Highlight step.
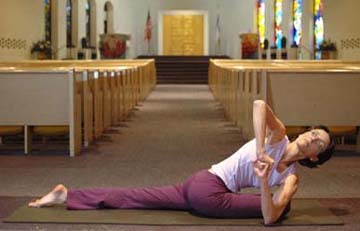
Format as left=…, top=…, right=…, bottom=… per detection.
left=157, top=79, right=207, bottom=84
left=157, top=72, right=208, bottom=76
left=137, top=55, right=230, bottom=84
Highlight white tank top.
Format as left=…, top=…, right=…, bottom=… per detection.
left=211, top=136, right=296, bottom=192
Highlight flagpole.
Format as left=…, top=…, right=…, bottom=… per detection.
left=215, top=3, right=221, bottom=55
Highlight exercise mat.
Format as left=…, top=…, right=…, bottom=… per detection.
left=3, top=199, right=343, bottom=226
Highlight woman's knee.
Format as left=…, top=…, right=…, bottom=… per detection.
left=185, top=187, right=223, bottom=217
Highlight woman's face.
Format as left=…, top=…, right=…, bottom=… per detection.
left=295, top=129, right=330, bottom=161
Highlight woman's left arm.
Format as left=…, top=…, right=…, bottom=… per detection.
left=254, top=162, right=298, bottom=225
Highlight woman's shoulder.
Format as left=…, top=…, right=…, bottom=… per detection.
left=284, top=173, right=299, bottom=186
left=265, top=136, right=289, bottom=150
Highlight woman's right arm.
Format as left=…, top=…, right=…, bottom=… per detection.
left=253, top=100, right=286, bottom=160
left=260, top=174, right=298, bottom=225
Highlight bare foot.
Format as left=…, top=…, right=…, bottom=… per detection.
left=28, top=184, right=68, bottom=208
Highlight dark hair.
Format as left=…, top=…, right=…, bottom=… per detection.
left=298, top=125, right=335, bottom=168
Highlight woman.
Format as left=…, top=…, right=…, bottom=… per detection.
left=28, top=100, right=334, bottom=225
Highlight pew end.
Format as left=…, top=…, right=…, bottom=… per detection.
left=0, top=69, right=82, bottom=157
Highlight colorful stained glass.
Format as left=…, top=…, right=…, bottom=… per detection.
left=257, top=0, right=265, bottom=48
left=44, top=0, right=51, bottom=42
left=86, top=0, right=91, bottom=42
left=314, top=0, right=324, bottom=59
left=292, top=0, right=302, bottom=46
left=274, top=0, right=283, bottom=48
left=66, top=0, right=72, bottom=47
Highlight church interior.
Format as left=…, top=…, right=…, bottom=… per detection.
left=0, top=0, right=360, bottom=230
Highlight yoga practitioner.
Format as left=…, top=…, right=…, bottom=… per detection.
left=28, top=100, right=334, bottom=224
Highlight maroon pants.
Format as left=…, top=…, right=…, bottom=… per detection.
left=67, top=170, right=282, bottom=218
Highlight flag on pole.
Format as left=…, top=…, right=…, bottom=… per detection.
left=144, top=9, right=152, bottom=44
left=215, top=14, right=221, bottom=54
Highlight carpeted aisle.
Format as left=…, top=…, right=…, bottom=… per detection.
left=0, top=85, right=244, bottom=197
left=0, top=84, right=360, bottom=230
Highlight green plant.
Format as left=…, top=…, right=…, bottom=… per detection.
left=319, top=39, right=337, bottom=51
left=31, top=40, right=52, bottom=58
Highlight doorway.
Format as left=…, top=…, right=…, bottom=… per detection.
left=159, top=11, right=209, bottom=55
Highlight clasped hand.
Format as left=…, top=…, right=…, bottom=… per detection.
left=253, top=154, right=274, bottom=180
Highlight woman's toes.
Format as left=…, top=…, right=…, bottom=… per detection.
left=28, top=200, right=40, bottom=207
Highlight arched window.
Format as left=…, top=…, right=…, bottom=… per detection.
left=44, top=0, right=51, bottom=42
left=104, top=2, right=114, bottom=34
left=257, top=0, right=265, bottom=48
left=66, top=0, right=73, bottom=47
left=274, top=0, right=283, bottom=48
left=292, top=0, right=302, bottom=46
left=314, top=0, right=324, bottom=59
left=85, top=0, right=91, bottom=45
left=104, top=3, right=108, bottom=34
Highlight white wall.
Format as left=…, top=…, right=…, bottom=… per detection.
left=264, top=0, right=274, bottom=48
left=0, top=0, right=359, bottom=60
left=123, top=0, right=256, bottom=58
left=282, top=0, right=292, bottom=46
left=324, top=0, right=360, bottom=60
left=52, top=0, right=67, bottom=59
left=0, top=0, right=43, bottom=60
left=222, top=0, right=255, bottom=58
left=299, top=0, right=315, bottom=59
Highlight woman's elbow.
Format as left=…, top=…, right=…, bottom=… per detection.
left=263, top=216, right=278, bottom=225
left=263, top=210, right=282, bottom=225
left=253, top=100, right=266, bottom=108
left=253, top=100, right=266, bottom=113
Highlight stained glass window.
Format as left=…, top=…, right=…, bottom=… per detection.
left=104, top=3, right=108, bottom=34
left=314, top=0, right=324, bottom=59
left=274, top=0, right=283, bottom=48
left=66, top=0, right=72, bottom=47
left=292, top=0, right=302, bottom=46
left=44, top=0, right=51, bottom=42
left=86, top=0, right=91, bottom=44
left=257, top=0, right=265, bottom=48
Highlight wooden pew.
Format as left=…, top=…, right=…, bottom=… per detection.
left=0, top=68, right=82, bottom=156
left=0, top=60, right=157, bottom=155
left=0, top=126, right=24, bottom=145
left=263, top=69, right=360, bottom=151
left=209, top=60, right=360, bottom=151
left=80, top=70, right=94, bottom=146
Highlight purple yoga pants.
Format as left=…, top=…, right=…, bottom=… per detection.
left=67, top=170, right=288, bottom=218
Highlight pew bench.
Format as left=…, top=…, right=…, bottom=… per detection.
left=209, top=60, right=360, bottom=151
left=0, top=60, right=157, bottom=156
left=0, top=68, right=82, bottom=156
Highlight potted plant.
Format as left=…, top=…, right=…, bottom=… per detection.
left=319, top=39, right=337, bottom=59
left=31, top=40, right=52, bottom=59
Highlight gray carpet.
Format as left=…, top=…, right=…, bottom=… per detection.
left=0, top=85, right=359, bottom=198
left=0, top=84, right=360, bottom=230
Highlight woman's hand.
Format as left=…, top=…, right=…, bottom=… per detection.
left=257, top=154, right=275, bottom=173
left=253, top=159, right=271, bottom=180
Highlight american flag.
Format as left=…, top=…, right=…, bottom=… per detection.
left=144, top=9, right=152, bottom=43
